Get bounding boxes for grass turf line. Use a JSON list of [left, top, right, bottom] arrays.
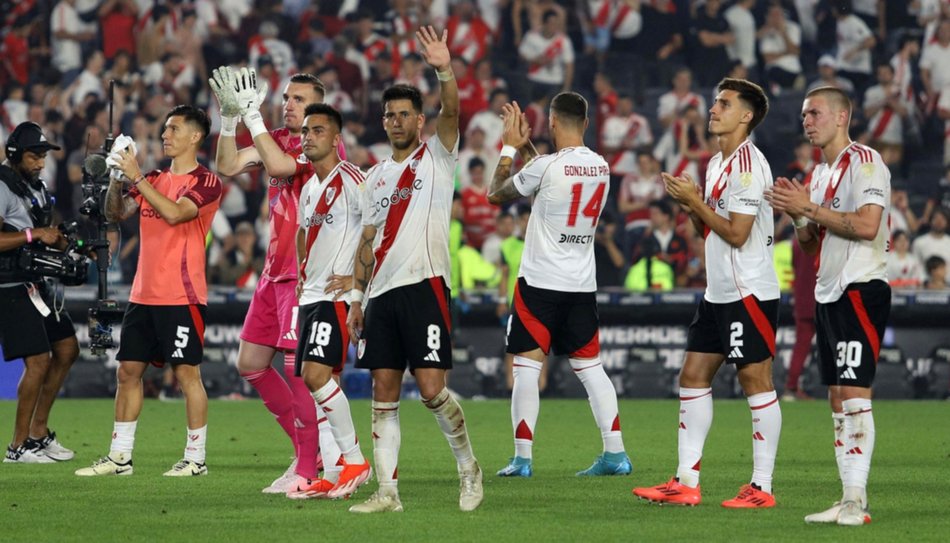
[[0, 399, 947, 542]]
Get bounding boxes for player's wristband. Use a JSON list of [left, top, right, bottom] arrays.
[[24, 228, 32, 243], [132, 174, 145, 187], [436, 68, 455, 82], [793, 216, 808, 229], [350, 289, 364, 304], [220, 115, 239, 137], [244, 110, 267, 139], [500, 145, 517, 159]]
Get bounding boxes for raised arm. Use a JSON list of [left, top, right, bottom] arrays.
[[105, 177, 140, 222], [489, 101, 534, 205], [417, 26, 459, 153]]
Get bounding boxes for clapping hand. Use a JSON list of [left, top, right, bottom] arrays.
[[501, 101, 531, 150], [209, 66, 240, 117]]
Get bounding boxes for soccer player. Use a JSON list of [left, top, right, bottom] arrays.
[[292, 103, 371, 499], [632, 78, 781, 508], [765, 86, 890, 526], [77, 105, 222, 476], [345, 26, 482, 513], [486, 95, 632, 478], [211, 68, 338, 493]]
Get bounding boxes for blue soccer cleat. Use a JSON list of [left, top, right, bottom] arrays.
[[496, 456, 533, 477], [576, 452, 632, 476]]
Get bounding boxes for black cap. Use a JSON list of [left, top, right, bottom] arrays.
[[9, 122, 61, 154]]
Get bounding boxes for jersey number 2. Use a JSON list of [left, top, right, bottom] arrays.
[[567, 183, 606, 227]]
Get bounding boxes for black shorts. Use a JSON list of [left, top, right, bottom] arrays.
[[116, 303, 207, 366], [815, 280, 891, 388], [0, 284, 75, 360], [686, 295, 778, 365], [295, 300, 348, 376], [506, 278, 600, 358], [356, 277, 453, 372]]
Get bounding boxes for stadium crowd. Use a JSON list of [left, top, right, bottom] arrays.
[[2, 0, 950, 294]]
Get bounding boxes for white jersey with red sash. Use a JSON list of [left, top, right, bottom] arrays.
[[702, 139, 778, 304], [298, 160, 365, 306], [808, 142, 890, 304], [518, 30, 575, 85], [864, 84, 905, 144], [360, 133, 458, 298]]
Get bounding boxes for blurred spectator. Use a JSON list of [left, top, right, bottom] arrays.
[[460, 157, 499, 250], [600, 0, 644, 93], [922, 166, 950, 224], [130, 113, 162, 173], [594, 213, 625, 288], [519, 9, 575, 98], [785, 138, 818, 183], [66, 123, 105, 214], [51, 0, 98, 82], [135, 4, 173, 67], [601, 93, 653, 176], [457, 126, 498, 189], [681, 232, 706, 288], [301, 17, 334, 61], [915, 0, 950, 46], [757, 3, 803, 94], [453, 57, 487, 132], [69, 50, 105, 107], [249, 19, 296, 79], [637, 0, 684, 89], [618, 150, 665, 236], [924, 255, 948, 289], [913, 207, 950, 268], [385, 0, 422, 64], [890, 189, 921, 235], [524, 90, 550, 142], [807, 55, 855, 95], [689, 0, 734, 87], [142, 51, 194, 105], [467, 88, 508, 152], [319, 66, 356, 114], [833, 0, 875, 93], [657, 67, 706, 129], [352, 9, 388, 79], [446, 0, 492, 65], [888, 229, 924, 288], [209, 221, 265, 289], [474, 58, 507, 97], [98, 0, 138, 60], [724, 0, 757, 70], [326, 35, 365, 98], [482, 210, 515, 267], [2, 84, 28, 127], [174, 7, 209, 85], [625, 236, 674, 291], [923, 19, 950, 107], [861, 63, 912, 165], [783, 240, 817, 399], [633, 199, 688, 281], [891, 33, 921, 107], [654, 103, 709, 181], [2, 16, 32, 85], [593, 71, 618, 150]]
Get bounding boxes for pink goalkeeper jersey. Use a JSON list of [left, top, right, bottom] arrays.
[[261, 127, 315, 282]]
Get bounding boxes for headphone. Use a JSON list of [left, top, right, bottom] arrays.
[[5, 122, 42, 164]]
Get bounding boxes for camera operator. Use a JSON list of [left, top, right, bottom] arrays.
[[0, 122, 79, 464]]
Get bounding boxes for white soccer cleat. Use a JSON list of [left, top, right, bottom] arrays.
[[75, 454, 133, 476], [836, 500, 872, 526], [459, 461, 484, 512], [804, 501, 842, 524], [262, 458, 298, 494], [4, 444, 56, 464], [164, 459, 208, 477], [349, 489, 403, 513], [36, 431, 75, 461]]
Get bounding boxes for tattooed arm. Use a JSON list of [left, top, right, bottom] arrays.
[[215, 132, 264, 177], [488, 156, 525, 205], [808, 203, 883, 242], [488, 100, 536, 205], [105, 179, 139, 223], [346, 224, 378, 344]]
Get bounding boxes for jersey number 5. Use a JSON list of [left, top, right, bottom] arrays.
[[567, 182, 606, 227]]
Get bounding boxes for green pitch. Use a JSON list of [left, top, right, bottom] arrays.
[[1, 398, 947, 542]]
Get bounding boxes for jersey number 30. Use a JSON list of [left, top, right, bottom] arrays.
[[567, 183, 606, 227]]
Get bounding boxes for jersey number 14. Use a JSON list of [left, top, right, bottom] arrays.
[[567, 183, 606, 227]]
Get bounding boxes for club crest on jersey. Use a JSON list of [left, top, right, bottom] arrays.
[[860, 163, 875, 178], [325, 187, 336, 204], [409, 158, 420, 172], [739, 172, 753, 187]]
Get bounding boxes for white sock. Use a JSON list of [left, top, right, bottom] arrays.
[[423, 388, 476, 468], [569, 357, 624, 454], [312, 380, 363, 464], [832, 412, 846, 485], [372, 401, 400, 490], [511, 356, 542, 459], [676, 387, 712, 488], [317, 405, 342, 481], [841, 398, 874, 507], [184, 425, 207, 464], [748, 391, 781, 494], [110, 421, 137, 459]]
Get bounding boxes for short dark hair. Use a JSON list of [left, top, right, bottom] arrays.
[[926, 255, 946, 273], [289, 73, 326, 100], [649, 198, 673, 219], [468, 157, 485, 171], [304, 103, 343, 132], [542, 9, 558, 24], [717, 77, 769, 132], [488, 88, 509, 103], [382, 84, 423, 113], [550, 91, 587, 128], [166, 104, 210, 144]]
